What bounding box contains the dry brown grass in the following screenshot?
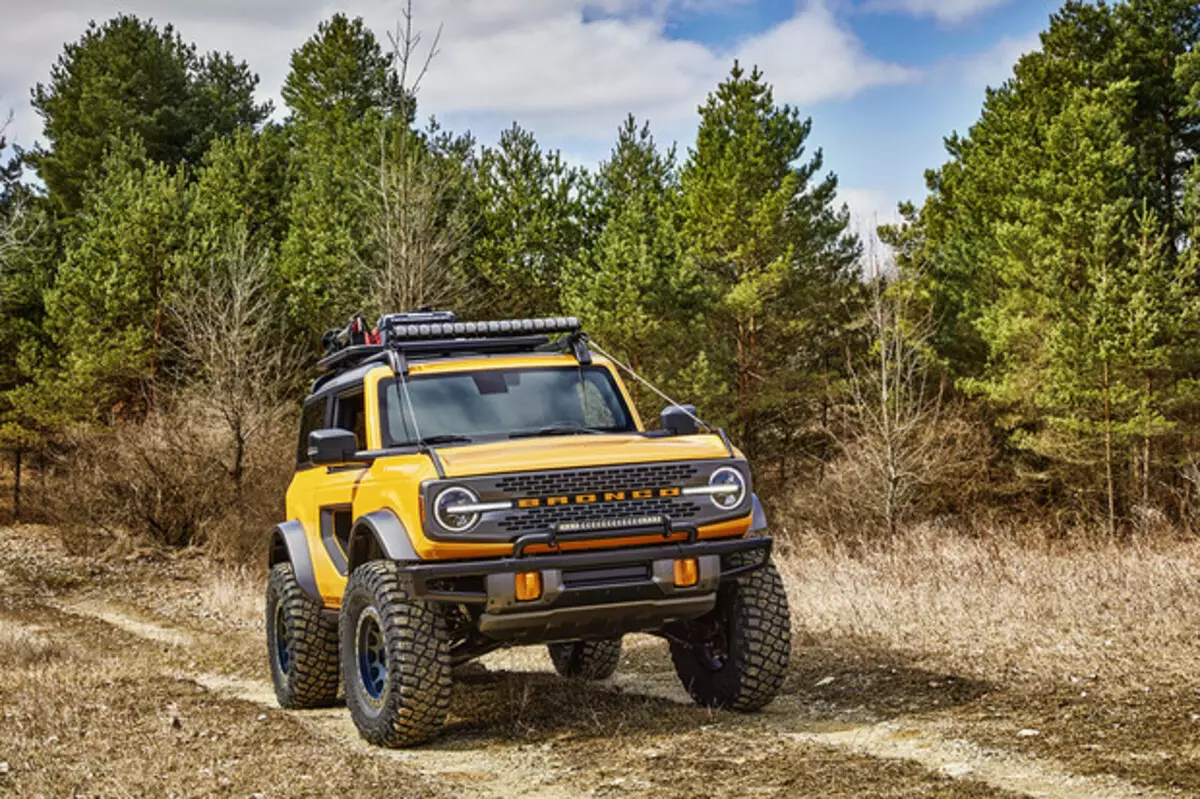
[3,522,1198,795]
[776,524,1200,689]
[0,619,74,668]
[196,565,264,626]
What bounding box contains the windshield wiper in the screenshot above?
[509,424,604,439]
[418,434,473,445]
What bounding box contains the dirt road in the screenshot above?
[0,525,1192,797]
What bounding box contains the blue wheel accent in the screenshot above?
[355,607,387,705]
[273,602,292,675]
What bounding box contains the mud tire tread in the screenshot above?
[340,560,452,747]
[548,637,622,680]
[669,550,790,712]
[266,562,340,709]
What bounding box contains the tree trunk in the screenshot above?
[1103,359,1116,536]
[12,448,21,525]
[1142,372,1151,508]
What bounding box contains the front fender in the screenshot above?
[268,520,321,602]
[749,494,768,532]
[346,509,421,572]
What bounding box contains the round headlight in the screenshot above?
[434,486,481,532]
[708,467,746,509]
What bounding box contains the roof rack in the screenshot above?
[313,312,591,388]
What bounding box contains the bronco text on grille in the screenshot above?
[421,460,751,541]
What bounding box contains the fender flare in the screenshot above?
[346,509,421,572]
[749,494,768,532]
[268,520,322,602]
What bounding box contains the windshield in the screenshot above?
[382,365,636,445]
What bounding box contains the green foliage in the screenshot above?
[281,13,403,127]
[469,124,593,316]
[679,63,859,461]
[561,116,694,417]
[185,126,291,263]
[28,14,267,216]
[277,14,411,343]
[44,138,189,417]
[891,0,1200,527]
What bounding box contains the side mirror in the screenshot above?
[308,429,359,465]
[659,404,699,436]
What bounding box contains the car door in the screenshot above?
[314,388,373,578]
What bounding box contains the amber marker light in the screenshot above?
[673,558,699,588]
[515,571,543,601]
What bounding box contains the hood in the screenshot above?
[434,432,737,478]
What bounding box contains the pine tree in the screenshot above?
[679,63,859,463]
[888,0,1200,525]
[184,126,291,265]
[469,124,592,317]
[961,85,1178,531]
[29,14,267,215]
[277,15,397,340]
[561,116,694,416]
[44,138,189,417]
[281,14,403,128]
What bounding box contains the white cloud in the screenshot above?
[954,31,1039,90]
[839,186,902,237]
[863,0,1014,25]
[738,3,920,106]
[0,0,914,162]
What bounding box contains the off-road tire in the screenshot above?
[266,563,340,709]
[548,637,622,680]
[340,560,452,747]
[669,551,790,711]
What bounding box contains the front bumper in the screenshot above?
[400,528,771,644]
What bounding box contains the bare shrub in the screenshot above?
[46,410,227,552]
[201,415,294,564]
[44,403,292,560]
[784,404,991,541]
[358,3,476,315]
[171,224,301,502]
[792,249,991,540]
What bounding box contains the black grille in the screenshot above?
[421,458,749,542]
[495,497,704,534]
[494,462,701,496]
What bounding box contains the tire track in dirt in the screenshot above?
[780,725,1175,799]
[56,598,1176,799]
[54,600,195,646]
[52,599,579,799]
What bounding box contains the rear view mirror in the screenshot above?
[308,429,359,465]
[659,405,699,436]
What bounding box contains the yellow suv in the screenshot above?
[265,312,790,746]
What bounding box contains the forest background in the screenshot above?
[1,0,1198,556]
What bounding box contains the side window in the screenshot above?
[297,399,327,465]
[334,392,367,451]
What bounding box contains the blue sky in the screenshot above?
[0,0,1061,228]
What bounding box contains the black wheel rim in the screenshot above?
[355,606,387,706]
[273,601,292,675]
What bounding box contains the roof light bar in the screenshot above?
[381,316,581,341]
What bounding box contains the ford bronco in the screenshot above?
[265,311,791,746]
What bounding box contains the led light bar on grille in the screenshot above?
[681,484,740,496]
[554,514,666,534]
[383,317,581,341]
[444,500,514,515]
